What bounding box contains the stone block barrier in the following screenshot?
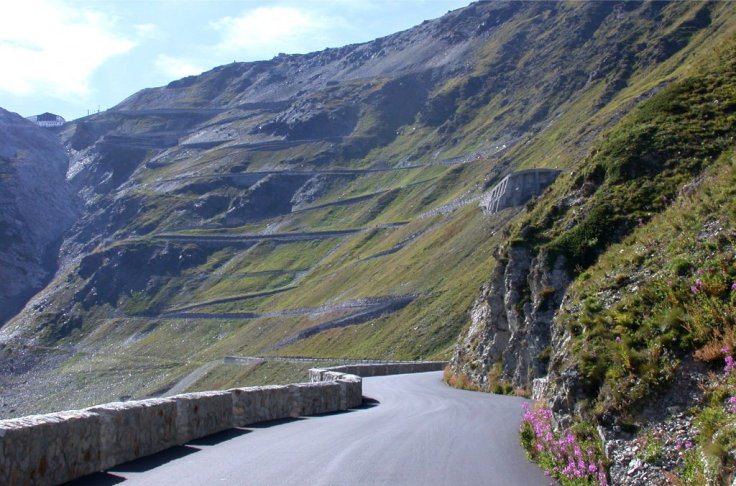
[231,384,297,426]
[174,391,234,444]
[88,398,177,470]
[308,361,446,381]
[0,360,445,485]
[0,410,101,486]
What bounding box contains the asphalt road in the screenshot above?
[71,372,549,486]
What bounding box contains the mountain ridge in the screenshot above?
[0,108,77,324]
[1,1,736,482]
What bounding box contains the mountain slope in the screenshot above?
[0,109,77,324]
[0,7,734,470]
[448,5,736,485]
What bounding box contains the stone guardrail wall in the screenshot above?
[0,360,446,486]
[223,355,442,365]
[309,361,446,380]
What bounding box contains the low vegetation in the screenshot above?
[512,33,736,483]
[520,403,608,485]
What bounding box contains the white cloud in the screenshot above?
[133,23,160,39]
[0,0,135,99]
[211,6,337,57]
[155,55,203,79]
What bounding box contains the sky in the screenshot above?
[0,0,471,122]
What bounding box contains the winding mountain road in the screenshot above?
[72,372,548,486]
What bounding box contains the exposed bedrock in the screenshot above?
[0,109,78,326]
[451,245,569,390]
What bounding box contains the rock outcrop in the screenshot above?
[0,108,77,325]
[451,245,569,390]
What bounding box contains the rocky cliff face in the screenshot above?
[452,245,569,390]
[0,109,77,325]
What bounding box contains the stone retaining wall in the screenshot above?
[175,391,233,444]
[479,169,561,214]
[0,361,445,486]
[309,361,446,380]
[0,410,100,486]
[89,398,177,471]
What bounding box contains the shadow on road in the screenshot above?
[63,400,383,485]
[188,427,251,446]
[63,472,126,486]
[246,416,306,429]
[360,396,380,408]
[62,446,201,485]
[113,445,200,472]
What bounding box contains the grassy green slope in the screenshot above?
[4,1,736,419]
[489,21,736,486]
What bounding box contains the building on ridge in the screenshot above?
[26,112,65,128]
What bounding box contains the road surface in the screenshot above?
[70,372,549,486]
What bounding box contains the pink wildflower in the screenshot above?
[728,396,736,413]
[615,336,621,343]
[520,404,606,483]
[726,355,735,374]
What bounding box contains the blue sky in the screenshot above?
[0,0,471,121]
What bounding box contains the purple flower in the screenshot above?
[615,336,621,343]
[726,355,735,374]
[728,396,736,413]
[731,282,736,292]
[521,403,605,482]
[723,345,731,355]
